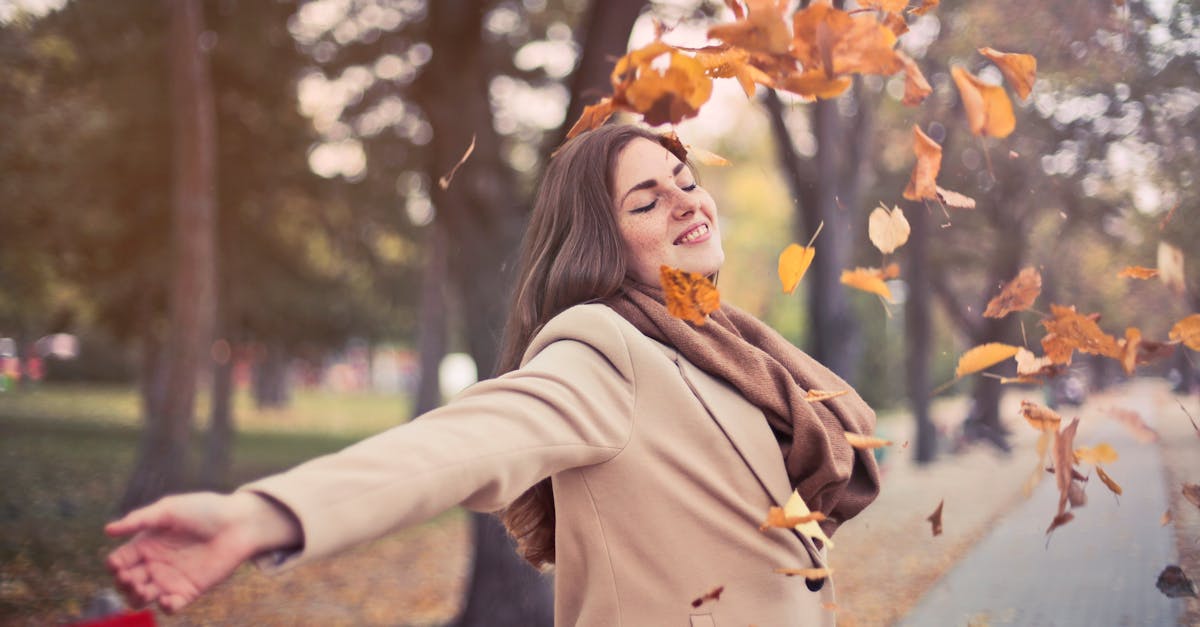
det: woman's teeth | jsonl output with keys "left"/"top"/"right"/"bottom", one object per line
{"left": 676, "top": 223, "right": 708, "bottom": 244}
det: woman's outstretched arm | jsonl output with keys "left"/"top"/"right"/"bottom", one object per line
{"left": 104, "top": 491, "right": 302, "bottom": 613}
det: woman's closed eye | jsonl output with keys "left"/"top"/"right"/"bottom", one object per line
{"left": 631, "top": 183, "right": 697, "bottom": 214}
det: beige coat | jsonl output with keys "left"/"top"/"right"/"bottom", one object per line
{"left": 244, "top": 304, "right": 840, "bottom": 626}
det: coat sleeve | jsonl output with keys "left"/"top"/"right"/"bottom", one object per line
{"left": 240, "top": 305, "right": 636, "bottom": 571}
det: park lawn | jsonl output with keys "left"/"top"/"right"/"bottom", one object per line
{"left": 0, "top": 383, "right": 416, "bottom": 624}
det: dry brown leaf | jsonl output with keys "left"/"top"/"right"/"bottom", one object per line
{"left": 804, "top": 389, "right": 850, "bottom": 402}
{"left": 1185, "top": 484, "right": 1200, "bottom": 510}
{"left": 927, "top": 499, "right": 944, "bottom": 537}
{"left": 840, "top": 267, "right": 894, "bottom": 301}
{"left": 1156, "top": 565, "right": 1198, "bottom": 599}
{"left": 1158, "top": 242, "right": 1186, "bottom": 296}
{"left": 903, "top": 125, "right": 942, "bottom": 201}
{"left": 1095, "top": 466, "right": 1122, "bottom": 496}
{"left": 936, "top": 187, "right": 977, "bottom": 209}
{"left": 845, "top": 432, "right": 893, "bottom": 449}
{"left": 1053, "top": 418, "right": 1081, "bottom": 519}
{"left": 831, "top": 14, "right": 904, "bottom": 76}
{"left": 758, "top": 506, "right": 827, "bottom": 531}
{"left": 790, "top": 2, "right": 855, "bottom": 71}
{"left": 908, "top": 0, "right": 939, "bottom": 15}
{"left": 951, "top": 65, "right": 1016, "bottom": 138}
{"left": 779, "top": 244, "right": 816, "bottom": 295}
{"left": 566, "top": 98, "right": 615, "bottom": 140}
{"left": 955, "top": 342, "right": 1020, "bottom": 378}
{"left": 1109, "top": 408, "right": 1159, "bottom": 444}
{"left": 978, "top": 47, "right": 1037, "bottom": 101}
{"left": 708, "top": 0, "right": 792, "bottom": 56}
{"left": 1046, "top": 511, "right": 1075, "bottom": 534}
{"left": 691, "top": 585, "right": 725, "bottom": 608}
{"left": 1020, "top": 400, "right": 1062, "bottom": 432}
{"left": 1117, "top": 266, "right": 1159, "bottom": 280}
{"left": 868, "top": 204, "right": 911, "bottom": 254}
{"left": 882, "top": 11, "right": 909, "bottom": 37}
{"left": 1067, "top": 478, "right": 1088, "bottom": 508}
{"left": 1074, "top": 443, "right": 1118, "bottom": 465}
{"left": 897, "top": 50, "right": 932, "bottom": 106}
{"left": 1170, "top": 314, "right": 1200, "bottom": 351}
{"left": 1041, "top": 305, "right": 1123, "bottom": 362}
{"left": 660, "top": 265, "right": 720, "bottom": 325}
{"left": 775, "top": 567, "right": 834, "bottom": 578}
{"left": 983, "top": 267, "right": 1042, "bottom": 318}
{"left": 438, "top": 134, "right": 476, "bottom": 190}
{"left": 695, "top": 46, "right": 768, "bottom": 99}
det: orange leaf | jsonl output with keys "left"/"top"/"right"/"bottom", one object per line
{"left": 791, "top": 2, "right": 854, "bottom": 72}
{"left": 758, "top": 506, "right": 827, "bottom": 531}
{"left": 614, "top": 44, "right": 713, "bottom": 127}
{"left": 687, "top": 144, "right": 731, "bottom": 166}
{"left": 772, "top": 69, "right": 852, "bottom": 100}
{"left": 708, "top": 0, "right": 792, "bottom": 55}
{"left": 903, "top": 124, "right": 942, "bottom": 201}
{"left": 840, "top": 267, "right": 894, "bottom": 301}
{"left": 845, "top": 432, "right": 892, "bottom": 449}
{"left": 1095, "top": 466, "right": 1122, "bottom": 496}
{"left": 897, "top": 50, "right": 932, "bottom": 106}
{"left": 983, "top": 267, "right": 1042, "bottom": 318}
{"left": 1074, "top": 443, "right": 1118, "bottom": 465}
{"left": 1161, "top": 510, "right": 1172, "bottom": 527}
{"left": 859, "top": 0, "right": 908, "bottom": 11}
{"left": 438, "top": 134, "right": 476, "bottom": 190}
{"left": 978, "top": 47, "right": 1037, "bottom": 101}
{"left": 779, "top": 244, "right": 816, "bottom": 294}
{"left": 696, "top": 47, "right": 768, "bottom": 98}
{"left": 775, "top": 567, "right": 834, "bottom": 578}
{"left": 882, "top": 11, "right": 909, "bottom": 37}
{"left": 955, "top": 342, "right": 1020, "bottom": 378}
{"left": 1041, "top": 305, "right": 1123, "bottom": 361}
{"left": 691, "top": 585, "right": 725, "bottom": 608}
{"left": 831, "top": 14, "right": 904, "bottom": 76}
{"left": 1120, "top": 327, "right": 1142, "bottom": 375}
{"left": 1157, "top": 242, "right": 1186, "bottom": 296}
{"left": 1170, "top": 314, "right": 1200, "bottom": 351}
{"left": 908, "top": 0, "right": 939, "bottom": 15}
{"left": 1020, "top": 400, "right": 1062, "bottom": 432}
{"left": 1117, "top": 266, "right": 1158, "bottom": 280}
{"left": 927, "top": 499, "right": 944, "bottom": 537}
{"left": 868, "top": 204, "right": 911, "bottom": 254}
{"left": 660, "top": 265, "right": 720, "bottom": 325}
{"left": 565, "top": 98, "right": 616, "bottom": 140}
{"left": 804, "top": 389, "right": 849, "bottom": 402}
{"left": 951, "top": 65, "right": 1016, "bottom": 138}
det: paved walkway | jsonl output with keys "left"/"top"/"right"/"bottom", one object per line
{"left": 899, "top": 382, "right": 1189, "bottom": 626}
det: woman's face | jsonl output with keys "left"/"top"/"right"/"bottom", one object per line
{"left": 611, "top": 138, "right": 724, "bottom": 285}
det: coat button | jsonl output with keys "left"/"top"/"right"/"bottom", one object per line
{"left": 805, "top": 577, "right": 825, "bottom": 592}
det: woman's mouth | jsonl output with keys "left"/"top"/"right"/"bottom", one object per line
{"left": 674, "top": 223, "right": 710, "bottom": 245}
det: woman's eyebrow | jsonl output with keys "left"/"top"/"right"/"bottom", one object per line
{"left": 620, "top": 162, "right": 687, "bottom": 205}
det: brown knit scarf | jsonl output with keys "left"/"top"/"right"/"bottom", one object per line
{"left": 605, "top": 280, "right": 880, "bottom": 536}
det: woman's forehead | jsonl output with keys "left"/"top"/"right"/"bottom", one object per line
{"left": 614, "top": 138, "right": 684, "bottom": 183}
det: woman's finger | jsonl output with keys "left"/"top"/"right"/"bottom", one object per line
{"left": 105, "top": 503, "right": 169, "bottom": 537}
{"left": 160, "top": 593, "right": 190, "bottom": 614}
{"left": 106, "top": 543, "right": 143, "bottom": 573}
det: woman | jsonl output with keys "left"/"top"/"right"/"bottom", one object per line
{"left": 106, "top": 125, "right": 880, "bottom": 625}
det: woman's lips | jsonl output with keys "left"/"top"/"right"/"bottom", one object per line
{"left": 674, "top": 223, "right": 710, "bottom": 245}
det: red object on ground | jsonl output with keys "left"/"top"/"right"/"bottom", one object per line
{"left": 69, "top": 610, "right": 156, "bottom": 627}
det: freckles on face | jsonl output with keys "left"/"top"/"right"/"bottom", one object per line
{"left": 611, "top": 138, "right": 725, "bottom": 285}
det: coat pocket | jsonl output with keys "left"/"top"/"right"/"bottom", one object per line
{"left": 689, "top": 614, "right": 716, "bottom": 627}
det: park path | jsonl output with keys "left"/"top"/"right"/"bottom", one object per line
{"left": 898, "top": 380, "right": 1190, "bottom": 626}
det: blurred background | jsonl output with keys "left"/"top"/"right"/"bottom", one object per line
{"left": 1, "top": 0, "right": 1197, "bottom": 625}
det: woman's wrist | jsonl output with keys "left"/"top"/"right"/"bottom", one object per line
{"left": 230, "top": 491, "right": 303, "bottom": 557}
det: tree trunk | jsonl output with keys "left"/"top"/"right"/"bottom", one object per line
{"left": 121, "top": 0, "right": 217, "bottom": 512}
{"left": 414, "top": 227, "right": 448, "bottom": 417}
{"left": 253, "top": 341, "right": 290, "bottom": 409}
{"left": 905, "top": 203, "right": 936, "bottom": 463}
{"left": 202, "top": 345, "right": 234, "bottom": 489}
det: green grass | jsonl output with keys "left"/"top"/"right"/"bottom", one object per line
{"left": 0, "top": 383, "right": 415, "bottom": 622}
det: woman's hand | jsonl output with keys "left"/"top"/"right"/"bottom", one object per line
{"left": 104, "top": 492, "right": 301, "bottom": 613}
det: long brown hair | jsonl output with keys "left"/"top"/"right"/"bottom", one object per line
{"left": 496, "top": 124, "right": 685, "bottom": 568}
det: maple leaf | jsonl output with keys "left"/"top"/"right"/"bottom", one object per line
{"left": 954, "top": 342, "right": 1020, "bottom": 378}
{"left": 908, "top": 0, "right": 939, "bottom": 15}
{"left": 612, "top": 43, "right": 714, "bottom": 127}
{"left": 1157, "top": 242, "right": 1186, "bottom": 296}
{"left": 1156, "top": 565, "right": 1198, "bottom": 599}
{"left": 660, "top": 265, "right": 720, "bottom": 325}
{"left": 927, "top": 500, "right": 944, "bottom": 537}
{"left": 1170, "top": 314, "right": 1200, "bottom": 351}
{"left": 779, "top": 244, "right": 816, "bottom": 294}
{"left": 983, "top": 267, "right": 1042, "bottom": 318}
{"left": 438, "top": 134, "right": 476, "bottom": 190}
{"left": 759, "top": 506, "right": 826, "bottom": 531}
{"left": 951, "top": 65, "right": 1016, "bottom": 138}
{"left": 691, "top": 585, "right": 725, "bottom": 608}
{"left": 1020, "top": 400, "right": 1062, "bottom": 432}
{"left": 782, "top": 489, "right": 834, "bottom": 548}
{"left": 903, "top": 125, "right": 941, "bottom": 201}
{"left": 1095, "top": 466, "right": 1122, "bottom": 496}
{"left": 566, "top": 98, "right": 615, "bottom": 140}
{"left": 1074, "top": 443, "right": 1118, "bottom": 465}
{"left": 845, "top": 432, "right": 893, "bottom": 449}
{"left": 775, "top": 567, "right": 834, "bottom": 578}
{"left": 897, "top": 51, "right": 932, "bottom": 106}
{"left": 1041, "top": 305, "right": 1123, "bottom": 362}
{"left": 840, "top": 266, "right": 895, "bottom": 301}
{"left": 708, "top": 0, "right": 792, "bottom": 56}
{"left": 1117, "top": 266, "right": 1158, "bottom": 280}
{"left": 978, "top": 47, "right": 1037, "bottom": 101}
{"left": 868, "top": 204, "right": 911, "bottom": 255}
{"left": 804, "top": 389, "right": 849, "bottom": 402}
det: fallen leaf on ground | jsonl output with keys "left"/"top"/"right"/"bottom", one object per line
{"left": 691, "top": 585, "right": 725, "bottom": 608}
{"left": 955, "top": 342, "right": 1020, "bottom": 378}
{"left": 978, "top": 47, "right": 1037, "bottom": 100}
{"left": 1158, "top": 242, "right": 1186, "bottom": 296}
{"left": 1074, "top": 443, "right": 1118, "bottom": 465}
{"left": 840, "top": 267, "right": 894, "bottom": 301}
{"left": 660, "top": 265, "right": 720, "bottom": 325}
{"left": 983, "top": 267, "right": 1042, "bottom": 318}
{"left": 951, "top": 65, "right": 1016, "bottom": 138}
{"left": 927, "top": 499, "right": 944, "bottom": 537}
{"left": 1095, "top": 466, "right": 1122, "bottom": 496}
{"left": 804, "top": 389, "right": 849, "bottom": 402}
{"left": 1170, "top": 314, "right": 1200, "bottom": 351}
{"left": 438, "top": 134, "right": 476, "bottom": 190}
{"left": 779, "top": 244, "right": 816, "bottom": 294}
{"left": 1155, "top": 565, "right": 1198, "bottom": 598}
{"left": 868, "top": 204, "right": 911, "bottom": 254}
{"left": 776, "top": 567, "right": 833, "bottom": 578}
{"left": 759, "top": 506, "right": 826, "bottom": 532}
{"left": 1117, "top": 266, "right": 1158, "bottom": 280}
{"left": 845, "top": 432, "right": 893, "bottom": 449}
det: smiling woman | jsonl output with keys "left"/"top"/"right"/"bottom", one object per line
{"left": 105, "top": 124, "right": 881, "bottom": 626}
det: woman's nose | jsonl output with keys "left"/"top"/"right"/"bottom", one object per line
{"left": 671, "top": 192, "right": 698, "bottom": 219}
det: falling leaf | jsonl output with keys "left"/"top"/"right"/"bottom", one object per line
{"left": 903, "top": 125, "right": 942, "bottom": 201}
{"left": 1156, "top": 565, "right": 1198, "bottom": 599}
{"left": 805, "top": 389, "right": 850, "bottom": 402}
{"left": 782, "top": 489, "right": 834, "bottom": 548}
{"left": 977, "top": 47, "right": 1037, "bottom": 101}
{"left": 845, "top": 432, "right": 893, "bottom": 449}
{"left": 1109, "top": 408, "right": 1159, "bottom": 444}
{"left": 776, "top": 567, "right": 834, "bottom": 578}
{"left": 660, "top": 265, "right": 720, "bottom": 325}
{"left": 779, "top": 244, "right": 817, "bottom": 294}
{"left": 983, "top": 267, "right": 1042, "bottom": 318}
{"left": 1184, "top": 484, "right": 1200, "bottom": 510}
{"left": 859, "top": 0, "right": 908, "bottom": 11}
{"left": 1041, "top": 305, "right": 1123, "bottom": 362}
{"left": 691, "top": 585, "right": 725, "bottom": 608}
{"left": 708, "top": 0, "right": 792, "bottom": 56}
{"left": 1161, "top": 510, "right": 1172, "bottom": 526}
{"left": 909, "top": 0, "right": 939, "bottom": 15}
{"left": 772, "top": 70, "right": 853, "bottom": 100}
{"left": 612, "top": 42, "right": 714, "bottom": 127}
{"left": 936, "top": 187, "right": 977, "bottom": 209}
{"left": 1067, "top": 479, "right": 1088, "bottom": 508}
{"left": 1015, "top": 348, "right": 1060, "bottom": 378}
{"left": 1117, "top": 266, "right": 1159, "bottom": 280}
{"left": 566, "top": 98, "right": 615, "bottom": 140}
{"left": 955, "top": 342, "right": 1020, "bottom": 378}
{"left": 759, "top": 506, "right": 827, "bottom": 531}
{"left": 687, "top": 144, "right": 731, "bottom": 166}
{"left": 1052, "top": 418, "right": 1080, "bottom": 520}
{"left": 1158, "top": 242, "right": 1186, "bottom": 296}
{"left": 951, "top": 65, "right": 1016, "bottom": 138}
{"left": 868, "top": 204, "right": 911, "bottom": 255}
{"left": 1170, "top": 314, "right": 1200, "bottom": 351}
{"left": 882, "top": 11, "right": 909, "bottom": 37}
{"left": 1074, "top": 443, "right": 1118, "bottom": 465}
{"left": 1020, "top": 400, "right": 1062, "bottom": 432}
{"left": 438, "top": 134, "right": 476, "bottom": 190}
{"left": 897, "top": 50, "right": 932, "bottom": 106}
{"left": 841, "top": 267, "right": 894, "bottom": 301}
{"left": 1120, "top": 327, "right": 1142, "bottom": 375}
{"left": 927, "top": 500, "right": 944, "bottom": 537}
{"left": 695, "top": 46, "right": 770, "bottom": 99}
{"left": 1095, "top": 466, "right": 1122, "bottom": 496}
{"left": 1045, "top": 511, "right": 1074, "bottom": 534}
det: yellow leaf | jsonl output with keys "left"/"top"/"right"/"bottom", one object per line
{"left": 1118, "top": 266, "right": 1159, "bottom": 280}
{"left": 783, "top": 489, "right": 834, "bottom": 548}
{"left": 840, "top": 267, "right": 894, "bottom": 301}
{"left": 660, "top": 265, "right": 720, "bottom": 325}
{"left": 868, "top": 204, "right": 911, "bottom": 255}
{"left": 1041, "top": 304, "right": 1123, "bottom": 361}
{"left": 978, "top": 47, "right": 1037, "bottom": 101}
{"left": 566, "top": 98, "right": 615, "bottom": 140}
{"left": 1157, "top": 242, "right": 1186, "bottom": 296}
{"left": 779, "top": 244, "right": 816, "bottom": 294}
{"left": 758, "top": 506, "right": 826, "bottom": 531}
{"left": 951, "top": 65, "right": 1016, "bottom": 138}
{"left": 955, "top": 342, "right": 1020, "bottom": 377}
{"left": 845, "top": 432, "right": 892, "bottom": 449}
{"left": 1170, "top": 314, "right": 1200, "bottom": 351}
{"left": 804, "top": 389, "right": 849, "bottom": 402}
{"left": 1074, "top": 443, "right": 1118, "bottom": 465}
{"left": 1096, "top": 466, "right": 1123, "bottom": 496}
